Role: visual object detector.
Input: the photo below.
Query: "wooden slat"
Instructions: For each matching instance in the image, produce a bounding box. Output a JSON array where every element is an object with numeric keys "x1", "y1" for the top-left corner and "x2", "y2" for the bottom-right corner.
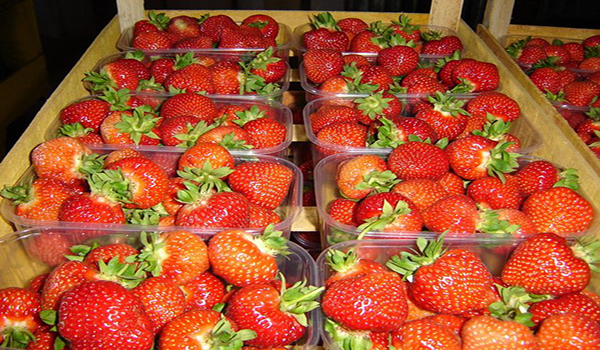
[
  {"x1": 508, "y1": 24, "x2": 600, "y2": 41},
  {"x1": 482, "y1": 0, "x2": 515, "y2": 39},
  {"x1": 116, "y1": 0, "x2": 145, "y2": 33},
  {"x1": 428, "y1": 0, "x2": 464, "y2": 32}
]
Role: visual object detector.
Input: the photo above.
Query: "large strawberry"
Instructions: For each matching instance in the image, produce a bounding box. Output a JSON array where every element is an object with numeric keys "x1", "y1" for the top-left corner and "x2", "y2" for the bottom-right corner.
[
  {"x1": 160, "y1": 92, "x2": 218, "y2": 122},
  {"x1": 178, "y1": 142, "x2": 235, "y2": 171},
  {"x1": 164, "y1": 62, "x2": 215, "y2": 94},
  {"x1": 387, "y1": 139, "x2": 450, "y2": 181},
  {"x1": 60, "y1": 98, "x2": 111, "y2": 132},
  {"x1": 2, "y1": 178, "x2": 75, "y2": 221},
  {"x1": 451, "y1": 59, "x2": 500, "y2": 92},
  {"x1": 416, "y1": 92, "x2": 469, "y2": 140},
  {"x1": 199, "y1": 14, "x2": 238, "y2": 42},
  {"x1": 228, "y1": 162, "x2": 293, "y2": 210},
  {"x1": 391, "y1": 179, "x2": 449, "y2": 212},
  {"x1": 41, "y1": 261, "x2": 99, "y2": 311},
  {"x1": 303, "y1": 49, "x2": 344, "y2": 84},
  {"x1": 530, "y1": 292, "x2": 600, "y2": 325},
  {"x1": 303, "y1": 12, "x2": 349, "y2": 50},
  {"x1": 208, "y1": 226, "x2": 287, "y2": 287},
  {"x1": 100, "y1": 106, "x2": 162, "y2": 146},
  {"x1": 461, "y1": 315, "x2": 539, "y2": 349},
  {"x1": 377, "y1": 45, "x2": 420, "y2": 76},
  {"x1": 537, "y1": 313, "x2": 600, "y2": 349},
  {"x1": 0, "y1": 288, "x2": 41, "y2": 349}
]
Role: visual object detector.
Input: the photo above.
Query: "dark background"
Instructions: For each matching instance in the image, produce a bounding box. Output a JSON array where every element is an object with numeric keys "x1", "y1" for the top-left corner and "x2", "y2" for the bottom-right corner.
[{"x1": 2, "y1": 0, "x2": 599, "y2": 155}]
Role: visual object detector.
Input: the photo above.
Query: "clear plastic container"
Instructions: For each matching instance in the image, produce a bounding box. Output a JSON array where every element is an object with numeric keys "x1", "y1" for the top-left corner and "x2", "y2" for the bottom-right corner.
[
  {"x1": 47, "y1": 94, "x2": 293, "y2": 158},
  {"x1": 1, "y1": 153, "x2": 302, "y2": 239},
  {"x1": 117, "y1": 22, "x2": 293, "y2": 61},
  {"x1": 314, "y1": 152, "x2": 589, "y2": 248},
  {"x1": 84, "y1": 52, "x2": 291, "y2": 101},
  {"x1": 293, "y1": 22, "x2": 462, "y2": 60},
  {"x1": 315, "y1": 236, "x2": 600, "y2": 349},
  {"x1": 0, "y1": 227, "x2": 319, "y2": 350},
  {"x1": 303, "y1": 95, "x2": 542, "y2": 163}
]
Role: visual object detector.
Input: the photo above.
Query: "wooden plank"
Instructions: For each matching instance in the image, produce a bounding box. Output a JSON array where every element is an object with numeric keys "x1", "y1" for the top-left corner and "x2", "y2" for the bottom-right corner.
[
  {"x1": 508, "y1": 24, "x2": 600, "y2": 41},
  {"x1": 428, "y1": 0, "x2": 464, "y2": 32},
  {"x1": 482, "y1": 0, "x2": 514, "y2": 39},
  {"x1": 116, "y1": 0, "x2": 145, "y2": 33}
]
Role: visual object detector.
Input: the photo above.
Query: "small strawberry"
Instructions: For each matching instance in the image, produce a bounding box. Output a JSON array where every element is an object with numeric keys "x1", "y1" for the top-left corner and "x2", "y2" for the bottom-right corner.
[
  {"x1": 422, "y1": 194, "x2": 479, "y2": 234},
  {"x1": 360, "y1": 65, "x2": 393, "y2": 92},
  {"x1": 0, "y1": 288, "x2": 41, "y2": 349},
  {"x1": 354, "y1": 192, "x2": 424, "y2": 233},
  {"x1": 387, "y1": 140, "x2": 450, "y2": 181},
  {"x1": 416, "y1": 93, "x2": 469, "y2": 140},
  {"x1": 180, "y1": 271, "x2": 225, "y2": 312},
  {"x1": 228, "y1": 162, "x2": 293, "y2": 210},
  {"x1": 242, "y1": 14, "x2": 279, "y2": 39},
  {"x1": 422, "y1": 32, "x2": 463, "y2": 56},
  {"x1": 303, "y1": 49, "x2": 344, "y2": 84},
  {"x1": 327, "y1": 198, "x2": 358, "y2": 226}
]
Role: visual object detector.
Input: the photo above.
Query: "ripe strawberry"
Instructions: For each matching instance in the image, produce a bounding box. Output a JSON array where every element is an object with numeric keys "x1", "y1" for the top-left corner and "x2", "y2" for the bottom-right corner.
[
  {"x1": 25, "y1": 326, "x2": 63, "y2": 350},
  {"x1": 132, "y1": 277, "x2": 185, "y2": 333},
  {"x1": 58, "y1": 192, "x2": 126, "y2": 224},
  {"x1": 164, "y1": 63, "x2": 215, "y2": 94},
  {"x1": 338, "y1": 17, "x2": 368, "y2": 35},
  {"x1": 342, "y1": 54, "x2": 370, "y2": 67},
  {"x1": 60, "y1": 98, "x2": 110, "y2": 132},
  {"x1": 41, "y1": 261, "x2": 99, "y2": 310},
  {"x1": 167, "y1": 15, "x2": 201, "y2": 39},
  {"x1": 391, "y1": 179, "x2": 448, "y2": 211},
  {"x1": 360, "y1": 65, "x2": 393, "y2": 92},
  {"x1": 325, "y1": 250, "x2": 387, "y2": 287},
  {"x1": 246, "y1": 48, "x2": 286, "y2": 84},
  {"x1": 226, "y1": 280, "x2": 322, "y2": 347},
  {"x1": 501, "y1": 233, "x2": 599, "y2": 296},
  {"x1": 422, "y1": 194, "x2": 479, "y2": 234},
  {"x1": 180, "y1": 271, "x2": 225, "y2": 312},
  {"x1": 210, "y1": 60, "x2": 243, "y2": 95},
  {"x1": 422, "y1": 33, "x2": 463, "y2": 56},
  {"x1": 335, "y1": 154, "x2": 392, "y2": 200},
  {"x1": 198, "y1": 14, "x2": 238, "y2": 42},
  {"x1": 100, "y1": 107, "x2": 162, "y2": 146},
  {"x1": 248, "y1": 202, "x2": 281, "y2": 227},
  {"x1": 405, "y1": 74, "x2": 448, "y2": 94},
  {"x1": 389, "y1": 14, "x2": 421, "y2": 43},
  {"x1": 354, "y1": 192, "x2": 423, "y2": 233},
  {"x1": 544, "y1": 44, "x2": 571, "y2": 65},
  {"x1": 514, "y1": 160, "x2": 559, "y2": 196},
  {"x1": 562, "y1": 42, "x2": 585, "y2": 62},
  {"x1": 2, "y1": 178, "x2": 74, "y2": 221},
  {"x1": 388, "y1": 236, "x2": 498, "y2": 314},
  {"x1": 242, "y1": 14, "x2": 279, "y2": 39},
  {"x1": 158, "y1": 115, "x2": 201, "y2": 147},
  {"x1": 243, "y1": 118, "x2": 286, "y2": 149},
  {"x1": 391, "y1": 318, "x2": 461, "y2": 350},
  {"x1": 327, "y1": 198, "x2": 358, "y2": 226},
  {"x1": 416, "y1": 93, "x2": 468, "y2": 140},
  {"x1": 576, "y1": 109, "x2": 600, "y2": 144},
  {"x1": 537, "y1": 313, "x2": 600, "y2": 349},
  {"x1": 28, "y1": 273, "x2": 48, "y2": 294},
  {"x1": 369, "y1": 116, "x2": 439, "y2": 148},
  {"x1": 377, "y1": 45, "x2": 419, "y2": 76},
  {"x1": 324, "y1": 321, "x2": 390, "y2": 350},
  {"x1": 516, "y1": 46, "x2": 548, "y2": 66},
  {"x1": 228, "y1": 162, "x2": 293, "y2": 210},
  {"x1": 149, "y1": 58, "x2": 175, "y2": 84},
  {"x1": 196, "y1": 125, "x2": 252, "y2": 150},
  {"x1": 402, "y1": 67, "x2": 437, "y2": 86},
  {"x1": 25, "y1": 232, "x2": 73, "y2": 267},
  {"x1": 77, "y1": 243, "x2": 138, "y2": 267},
  {"x1": 387, "y1": 140, "x2": 450, "y2": 181},
  {"x1": 219, "y1": 25, "x2": 273, "y2": 49},
  {"x1": 315, "y1": 122, "x2": 367, "y2": 156},
  {"x1": 467, "y1": 92, "x2": 521, "y2": 122},
  {"x1": 349, "y1": 30, "x2": 386, "y2": 53},
  {"x1": 133, "y1": 11, "x2": 169, "y2": 36},
  {"x1": 303, "y1": 12, "x2": 349, "y2": 50},
  {"x1": 104, "y1": 148, "x2": 144, "y2": 165},
  {"x1": 303, "y1": 49, "x2": 344, "y2": 84},
  {"x1": 133, "y1": 30, "x2": 172, "y2": 50},
  {"x1": 84, "y1": 58, "x2": 149, "y2": 92},
  {"x1": 173, "y1": 35, "x2": 213, "y2": 50},
  {"x1": 178, "y1": 142, "x2": 234, "y2": 171},
  {"x1": 580, "y1": 57, "x2": 600, "y2": 70},
  {"x1": 58, "y1": 281, "x2": 153, "y2": 349},
  {"x1": 0, "y1": 288, "x2": 41, "y2": 349},
  {"x1": 354, "y1": 92, "x2": 402, "y2": 123},
  {"x1": 530, "y1": 292, "x2": 600, "y2": 325},
  {"x1": 461, "y1": 315, "x2": 538, "y2": 349},
  {"x1": 477, "y1": 208, "x2": 536, "y2": 239},
  {"x1": 562, "y1": 81, "x2": 600, "y2": 106},
  {"x1": 322, "y1": 271, "x2": 407, "y2": 332},
  {"x1": 138, "y1": 230, "x2": 209, "y2": 285},
  {"x1": 467, "y1": 175, "x2": 523, "y2": 210},
  {"x1": 522, "y1": 186, "x2": 592, "y2": 235},
  {"x1": 161, "y1": 92, "x2": 218, "y2": 122},
  {"x1": 310, "y1": 105, "x2": 359, "y2": 133},
  {"x1": 437, "y1": 172, "x2": 465, "y2": 195},
  {"x1": 530, "y1": 66, "x2": 562, "y2": 94},
  {"x1": 31, "y1": 137, "x2": 103, "y2": 184},
  {"x1": 452, "y1": 60, "x2": 500, "y2": 92}
]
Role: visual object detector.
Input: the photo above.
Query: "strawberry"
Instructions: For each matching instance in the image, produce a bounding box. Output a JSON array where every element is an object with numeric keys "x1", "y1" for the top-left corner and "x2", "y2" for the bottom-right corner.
[
  {"x1": 25, "y1": 232, "x2": 73, "y2": 267},
  {"x1": 522, "y1": 186, "x2": 593, "y2": 235},
  {"x1": 377, "y1": 45, "x2": 419, "y2": 76},
  {"x1": 543, "y1": 44, "x2": 571, "y2": 65},
  {"x1": 445, "y1": 135, "x2": 520, "y2": 181},
  {"x1": 530, "y1": 67, "x2": 562, "y2": 94},
  {"x1": 248, "y1": 203, "x2": 281, "y2": 227},
  {"x1": 228, "y1": 162, "x2": 293, "y2": 210},
  {"x1": 0, "y1": 288, "x2": 41, "y2": 349},
  {"x1": 369, "y1": 116, "x2": 439, "y2": 148},
  {"x1": 391, "y1": 318, "x2": 461, "y2": 350},
  {"x1": 160, "y1": 92, "x2": 218, "y2": 122},
  {"x1": 210, "y1": 60, "x2": 243, "y2": 95},
  {"x1": 219, "y1": 25, "x2": 273, "y2": 49},
  {"x1": 501, "y1": 233, "x2": 600, "y2": 296},
  {"x1": 58, "y1": 182, "x2": 127, "y2": 224},
  {"x1": 138, "y1": 230, "x2": 209, "y2": 286},
  {"x1": 416, "y1": 93, "x2": 469, "y2": 140},
  {"x1": 349, "y1": 29, "x2": 386, "y2": 53},
  {"x1": 242, "y1": 14, "x2": 279, "y2": 39},
  {"x1": 167, "y1": 15, "x2": 201, "y2": 39},
  {"x1": 437, "y1": 172, "x2": 465, "y2": 195},
  {"x1": 77, "y1": 243, "x2": 138, "y2": 267},
  {"x1": 41, "y1": 261, "x2": 99, "y2": 310},
  {"x1": 387, "y1": 140, "x2": 450, "y2": 181},
  {"x1": 537, "y1": 314, "x2": 600, "y2": 349},
  {"x1": 25, "y1": 326, "x2": 62, "y2": 350},
  {"x1": 322, "y1": 271, "x2": 407, "y2": 332},
  {"x1": 105, "y1": 148, "x2": 145, "y2": 165},
  {"x1": 338, "y1": 18, "x2": 368, "y2": 35},
  {"x1": 158, "y1": 115, "x2": 202, "y2": 147},
  {"x1": 196, "y1": 125, "x2": 252, "y2": 150},
  {"x1": 29, "y1": 274, "x2": 48, "y2": 294},
  {"x1": 422, "y1": 33, "x2": 463, "y2": 56},
  {"x1": 426, "y1": 314, "x2": 466, "y2": 334},
  {"x1": 422, "y1": 194, "x2": 479, "y2": 234},
  {"x1": 133, "y1": 11, "x2": 169, "y2": 36},
  {"x1": 132, "y1": 277, "x2": 185, "y2": 333},
  {"x1": 173, "y1": 35, "x2": 213, "y2": 49},
  {"x1": 477, "y1": 208, "x2": 536, "y2": 239},
  {"x1": 310, "y1": 105, "x2": 360, "y2": 133},
  {"x1": 360, "y1": 65, "x2": 393, "y2": 92},
  {"x1": 133, "y1": 30, "x2": 172, "y2": 50},
  {"x1": 580, "y1": 57, "x2": 600, "y2": 70},
  {"x1": 562, "y1": 81, "x2": 600, "y2": 106},
  {"x1": 324, "y1": 321, "x2": 390, "y2": 350},
  {"x1": 243, "y1": 118, "x2": 286, "y2": 149},
  {"x1": 387, "y1": 235, "x2": 498, "y2": 314},
  {"x1": 342, "y1": 54, "x2": 371, "y2": 68},
  {"x1": 159, "y1": 309, "x2": 254, "y2": 349},
  {"x1": 354, "y1": 192, "x2": 423, "y2": 234},
  {"x1": 402, "y1": 67, "x2": 437, "y2": 87},
  {"x1": 354, "y1": 92, "x2": 402, "y2": 123},
  {"x1": 513, "y1": 160, "x2": 559, "y2": 196},
  {"x1": 467, "y1": 175, "x2": 523, "y2": 210},
  {"x1": 303, "y1": 12, "x2": 349, "y2": 50},
  {"x1": 303, "y1": 49, "x2": 344, "y2": 84},
  {"x1": 516, "y1": 46, "x2": 548, "y2": 66},
  {"x1": 577, "y1": 109, "x2": 600, "y2": 144},
  {"x1": 84, "y1": 58, "x2": 149, "y2": 92},
  {"x1": 149, "y1": 58, "x2": 175, "y2": 84},
  {"x1": 100, "y1": 106, "x2": 162, "y2": 146},
  {"x1": 198, "y1": 14, "x2": 238, "y2": 42},
  {"x1": 60, "y1": 98, "x2": 110, "y2": 132},
  {"x1": 467, "y1": 92, "x2": 521, "y2": 122},
  {"x1": 180, "y1": 271, "x2": 225, "y2": 312},
  {"x1": 327, "y1": 198, "x2": 358, "y2": 226},
  {"x1": 31, "y1": 137, "x2": 103, "y2": 184},
  {"x1": 316, "y1": 122, "x2": 367, "y2": 155},
  {"x1": 247, "y1": 47, "x2": 286, "y2": 84},
  {"x1": 178, "y1": 142, "x2": 234, "y2": 171},
  {"x1": 58, "y1": 281, "x2": 153, "y2": 349},
  {"x1": 335, "y1": 154, "x2": 394, "y2": 200},
  {"x1": 391, "y1": 179, "x2": 448, "y2": 211},
  {"x1": 530, "y1": 292, "x2": 600, "y2": 325},
  {"x1": 461, "y1": 315, "x2": 538, "y2": 349},
  {"x1": 226, "y1": 280, "x2": 322, "y2": 347},
  {"x1": 390, "y1": 14, "x2": 421, "y2": 43},
  {"x1": 2, "y1": 178, "x2": 74, "y2": 221},
  {"x1": 164, "y1": 63, "x2": 215, "y2": 94},
  {"x1": 405, "y1": 74, "x2": 448, "y2": 94},
  {"x1": 451, "y1": 59, "x2": 500, "y2": 92},
  {"x1": 325, "y1": 250, "x2": 387, "y2": 287}
]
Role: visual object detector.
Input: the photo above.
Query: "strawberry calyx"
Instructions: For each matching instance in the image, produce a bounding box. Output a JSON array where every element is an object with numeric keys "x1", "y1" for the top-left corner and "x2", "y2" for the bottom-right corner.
[
  {"x1": 87, "y1": 169, "x2": 133, "y2": 204},
  {"x1": 136, "y1": 76, "x2": 164, "y2": 92},
  {"x1": 353, "y1": 170, "x2": 400, "y2": 194},
  {"x1": 78, "y1": 153, "x2": 106, "y2": 176},
  {"x1": 95, "y1": 255, "x2": 147, "y2": 289},
  {"x1": 197, "y1": 13, "x2": 210, "y2": 24},
  {"x1": 174, "y1": 121, "x2": 216, "y2": 148},
  {"x1": 386, "y1": 234, "x2": 448, "y2": 281},
  {"x1": 585, "y1": 46, "x2": 600, "y2": 58},
  {"x1": 388, "y1": 82, "x2": 408, "y2": 94},
  {"x1": 369, "y1": 117, "x2": 404, "y2": 148},
  {"x1": 146, "y1": 10, "x2": 170, "y2": 31},
  {"x1": 124, "y1": 50, "x2": 145, "y2": 62},
  {"x1": 209, "y1": 316, "x2": 257, "y2": 349},
  {"x1": 472, "y1": 114, "x2": 512, "y2": 141},
  {"x1": 477, "y1": 208, "x2": 520, "y2": 236},
  {"x1": 137, "y1": 232, "x2": 169, "y2": 278},
  {"x1": 486, "y1": 142, "x2": 521, "y2": 183},
  {"x1": 240, "y1": 72, "x2": 280, "y2": 95},
  {"x1": 325, "y1": 318, "x2": 374, "y2": 350},
  {"x1": 387, "y1": 34, "x2": 416, "y2": 48},
  {"x1": 341, "y1": 62, "x2": 363, "y2": 80},
  {"x1": 505, "y1": 37, "x2": 531, "y2": 59},
  {"x1": 545, "y1": 91, "x2": 566, "y2": 102},
  {"x1": 531, "y1": 56, "x2": 561, "y2": 70},
  {"x1": 434, "y1": 50, "x2": 461, "y2": 72},
  {"x1": 175, "y1": 181, "x2": 218, "y2": 207},
  {"x1": 553, "y1": 168, "x2": 580, "y2": 190},
  {"x1": 368, "y1": 21, "x2": 391, "y2": 37},
  {"x1": 421, "y1": 30, "x2": 442, "y2": 42},
  {"x1": 218, "y1": 132, "x2": 254, "y2": 150},
  {"x1": 83, "y1": 70, "x2": 115, "y2": 92},
  {"x1": 392, "y1": 14, "x2": 420, "y2": 34},
  {"x1": 98, "y1": 87, "x2": 131, "y2": 111},
  {"x1": 488, "y1": 285, "x2": 549, "y2": 327},
  {"x1": 115, "y1": 106, "x2": 161, "y2": 145},
  {"x1": 278, "y1": 275, "x2": 324, "y2": 327},
  {"x1": 65, "y1": 242, "x2": 100, "y2": 261},
  {"x1": 124, "y1": 203, "x2": 170, "y2": 225},
  {"x1": 232, "y1": 105, "x2": 266, "y2": 127},
  {"x1": 0, "y1": 326, "x2": 35, "y2": 349},
  {"x1": 571, "y1": 236, "x2": 600, "y2": 274},
  {"x1": 585, "y1": 107, "x2": 600, "y2": 121},
  {"x1": 1, "y1": 180, "x2": 33, "y2": 205},
  {"x1": 254, "y1": 224, "x2": 290, "y2": 257},
  {"x1": 245, "y1": 47, "x2": 281, "y2": 72},
  {"x1": 310, "y1": 12, "x2": 340, "y2": 31},
  {"x1": 58, "y1": 123, "x2": 95, "y2": 138},
  {"x1": 327, "y1": 229, "x2": 356, "y2": 245},
  {"x1": 354, "y1": 92, "x2": 393, "y2": 120},
  {"x1": 428, "y1": 91, "x2": 469, "y2": 117},
  {"x1": 326, "y1": 248, "x2": 359, "y2": 273},
  {"x1": 174, "y1": 52, "x2": 200, "y2": 71},
  {"x1": 178, "y1": 162, "x2": 233, "y2": 193},
  {"x1": 356, "y1": 200, "x2": 412, "y2": 235}
]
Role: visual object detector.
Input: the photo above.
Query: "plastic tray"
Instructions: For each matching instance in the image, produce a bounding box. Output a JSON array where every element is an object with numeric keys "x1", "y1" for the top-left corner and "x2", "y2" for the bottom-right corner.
[
  {"x1": 1, "y1": 153, "x2": 302, "y2": 238},
  {"x1": 84, "y1": 52, "x2": 291, "y2": 101},
  {"x1": 0, "y1": 227, "x2": 319, "y2": 350},
  {"x1": 48, "y1": 94, "x2": 293, "y2": 158},
  {"x1": 315, "y1": 236, "x2": 600, "y2": 349},
  {"x1": 314, "y1": 152, "x2": 588, "y2": 248},
  {"x1": 117, "y1": 22, "x2": 293, "y2": 60},
  {"x1": 293, "y1": 22, "x2": 462, "y2": 60},
  {"x1": 303, "y1": 95, "x2": 541, "y2": 163}
]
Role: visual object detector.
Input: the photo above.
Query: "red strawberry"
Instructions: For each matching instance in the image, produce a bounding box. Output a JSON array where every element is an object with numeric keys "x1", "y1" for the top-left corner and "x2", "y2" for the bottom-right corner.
[
  {"x1": 149, "y1": 58, "x2": 175, "y2": 84},
  {"x1": 324, "y1": 250, "x2": 387, "y2": 287},
  {"x1": 2, "y1": 178, "x2": 74, "y2": 221},
  {"x1": 100, "y1": 107, "x2": 162, "y2": 146},
  {"x1": 562, "y1": 81, "x2": 600, "y2": 106},
  {"x1": 391, "y1": 179, "x2": 448, "y2": 211},
  {"x1": 514, "y1": 160, "x2": 559, "y2": 196},
  {"x1": 537, "y1": 313, "x2": 600, "y2": 349},
  {"x1": 198, "y1": 14, "x2": 238, "y2": 42},
  {"x1": 338, "y1": 18, "x2": 368, "y2": 35},
  {"x1": 0, "y1": 288, "x2": 41, "y2": 348},
  {"x1": 316, "y1": 122, "x2": 367, "y2": 155},
  {"x1": 228, "y1": 162, "x2": 293, "y2": 210},
  {"x1": 369, "y1": 116, "x2": 439, "y2": 148},
  {"x1": 501, "y1": 233, "x2": 599, "y2": 296},
  {"x1": 180, "y1": 271, "x2": 225, "y2": 312},
  {"x1": 530, "y1": 67, "x2": 562, "y2": 94},
  {"x1": 173, "y1": 35, "x2": 213, "y2": 49},
  {"x1": 544, "y1": 44, "x2": 571, "y2": 65},
  {"x1": 416, "y1": 93, "x2": 468, "y2": 140},
  {"x1": 563, "y1": 42, "x2": 585, "y2": 62},
  {"x1": 437, "y1": 172, "x2": 465, "y2": 195},
  {"x1": 132, "y1": 277, "x2": 185, "y2": 333},
  {"x1": 391, "y1": 318, "x2": 461, "y2": 350},
  {"x1": 133, "y1": 30, "x2": 172, "y2": 49},
  {"x1": 452, "y1": 60, "x2": 500, "y2": 92},
  {"x1": 349, "y1": 30, "x2": 385, "y2": 53},
  {"x1": 28, "y1": 274, "x2": 48, "y2": 294},
  {"x1": 530, "y1": 292, "x2": 600, "y2": 325},
  {"x1": 41, "y1": 261, "x2": 99, "y2": 310},
  {"x1": 387, "y1": 140, "x2": 450, "y2": 181},
  {"x1": 354, "y1": 192, "x2": 423, "y2": 233},
  {"x1": 405, "y1": 74, "x2": 448, "y2": 94},
  {"x1": 248, "y1": 203, "x2": 281, "y2": 227},
  {"x1": 342, "y1": 54, "x2": 371, "y2": 68},
  {"x1": 25, "y1": 326, "x2": 64, "y2": 350},
  {"x1": 164, "y1": 64, "x2": 215, "y2": 94},
  {"x1": 360, "y1": 65, "x2": 393, "y2": 92},
  {"x1": 422, "y1": 194, "x2": 479, "y2": 234},
  {"x1": 516, "y1": 46, "x2": 548, "y2": 66},
  {"x1": 303, "y1": 49, "x2": 344, "y2": 84},
  {"x1": 161, "y1": 92, "x2": 218, "y2": 122},
  {"x1": 335, "y1": 154, "x2": 392, "y2": 200},
  {"x1": 243, "y1": 118, "x2": 286, "y2": 149},
  {"x1": 327, "y1": 198, "x2": 358, "y2": 226},
  {"x1": 196, "y1": 125, "x2": 252, "y2": 150},
  {"x1": 84, "y1": 58, "x2": 149, "y2": 91},
  {"x1": 467, "y1": 92, "x2": 521, "y2": 122},
  {"x1": 167, "y1": 15, "x2": 201, "y2": 39},
  {"x1": 580, "y1": 57, "x2": 600, "y2": 70},
  {"x1": 467, "y1": 175, "x2": 523, "y2": 210},
  {"x1": 354, "y1": 92, "x2": 402, "y2": 123},
  {"x1": 377, "y1": 45, "x2": 419, "y2": 76},
  {"x1": 477, "y1": 208, "x2": 536, "y2": 239},
  {"x1": 310, "y1": 105, "x2": 360, "y2": 133},
  {"x1": 247, "y1": 47, "x2": 286, "y2": 84},
  {"x1": 389, "y1": 14, "x2": 422, "y2": 43},
  {"x1": 133, "y1": 11, "x2": 169, "y2": 36},
  {"x1": 461, "y1": 315, "x2": 539, "y2": 349},
  {"x1": 58, "y1": 192, "x2": 126, "y2": 224},
  {"x1": 158, "y1": 115, "x2": 201, "y2": 147},
  {"x1": 242, "y1": 14, "x2": 279, "y2": 39},
  {"x1": 210, "y1": 60, "x2": 243, "y2": 95},
  {"x1": 178, "y1": 142, "x2": 234, "y2": 171},
  {"x1": 303, "y1": 12, "x2": 349, "y2": 50},
  {"x1": 60, "y1": 98, "x2": 110, "y2": 132},
  {"x1": 422, "y1": 33, "x2": 463, "y2": 56},
  {"x1": 318, "y1": 75, "x2": 352, "y2": 94}
]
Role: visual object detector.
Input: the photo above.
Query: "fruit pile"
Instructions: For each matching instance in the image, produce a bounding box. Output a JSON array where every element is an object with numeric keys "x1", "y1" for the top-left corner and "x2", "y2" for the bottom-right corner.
[
  {"x1": 84, "y1": 49, "x2": 287, "y2": 96},
  {"x1": 507, "y1": 34, "x2": 600, "y2": 72},
  {"x1": 57, "y1": 90, "x2": 288, "y2": 151},
  {"x1": 307, "y1": 91, "x2": 523, "y2": 158},
  {"x1": 0, "y1": 228, "x2": 322, "y2": 349},
  {"x1": 303, "y1": 49, "x2": 499, "y2": 96},
  {"x1": 300, "y1": 13, "x2": 463, "y2": 56},
  {"x1": 322, "y1": 142, "x2": 593, "y2": 242},
  {"x1": 130, "y1": 11, "x2": 283, "y2": 51},
  {"x1": 2, "y1": 138, "x2": 296, "y2": 229},
  {"x1": 321, "y1": 233, "x2": 600, "y2": 349}
]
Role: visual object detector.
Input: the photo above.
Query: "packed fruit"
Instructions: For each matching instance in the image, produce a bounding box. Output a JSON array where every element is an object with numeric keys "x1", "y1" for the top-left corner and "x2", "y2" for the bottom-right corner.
[
  {"x1": 84, "y1": 49, "x2": 287, "y2": 96},
  {"x1": 300, "y1": 13, "x2": 463, "y2": 56},
  {"x1": 128, "y1": 11, "x2": 284, "y2": 51},
  {"x1": 1, "y1": 138, "x2": 296, "y2": 229},
  {"x1": 321, "y1": 142, "x2": 593, "y2": 244},
  {"x1": 321, "y1": 233, "x2": 600, "y2": 349},
  {"x1": 302, "y1": 49, "x2": 499, "y2": 96},
  {"x1": 0, "y1": 227, "x2": 322, "y2": 349},
  {"x1": 56, "y1": 90, "x2": 289, "y2": 151}
]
